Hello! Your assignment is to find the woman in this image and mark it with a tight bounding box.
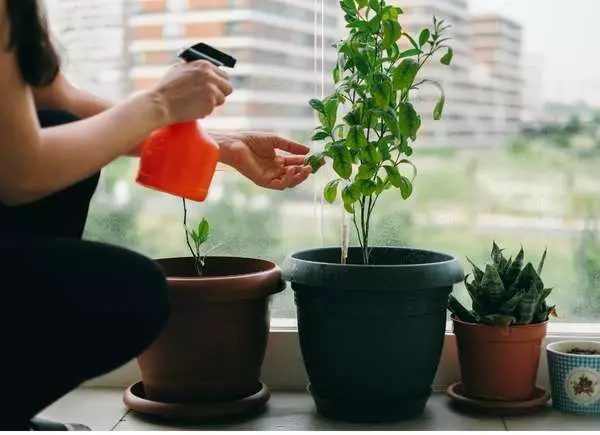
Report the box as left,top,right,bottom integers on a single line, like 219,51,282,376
0,0,312,430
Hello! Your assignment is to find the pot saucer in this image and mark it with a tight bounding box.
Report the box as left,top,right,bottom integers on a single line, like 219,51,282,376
446,382,549,416
123,381,270,423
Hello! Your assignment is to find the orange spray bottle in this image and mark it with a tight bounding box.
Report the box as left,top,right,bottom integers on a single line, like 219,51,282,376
136,43,237,202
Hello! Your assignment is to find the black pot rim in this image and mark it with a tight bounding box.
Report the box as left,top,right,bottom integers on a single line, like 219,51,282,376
283,246,464,291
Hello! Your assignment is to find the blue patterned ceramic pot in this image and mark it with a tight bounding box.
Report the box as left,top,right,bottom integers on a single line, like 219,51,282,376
547,341,600,415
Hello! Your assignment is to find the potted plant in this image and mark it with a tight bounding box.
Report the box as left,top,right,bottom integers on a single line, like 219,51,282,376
123,199,284,422
547,341,600,415
448,242,557,406
282,0,463,423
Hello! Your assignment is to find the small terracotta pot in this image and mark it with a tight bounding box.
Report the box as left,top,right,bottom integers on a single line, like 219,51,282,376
137,257,284,403
453,317,547,402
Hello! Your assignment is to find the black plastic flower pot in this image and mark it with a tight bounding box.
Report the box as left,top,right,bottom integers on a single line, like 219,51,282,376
282,247,464,423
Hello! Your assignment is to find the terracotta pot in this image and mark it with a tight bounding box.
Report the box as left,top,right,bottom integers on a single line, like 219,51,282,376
453,317,547,402
137,257,284,403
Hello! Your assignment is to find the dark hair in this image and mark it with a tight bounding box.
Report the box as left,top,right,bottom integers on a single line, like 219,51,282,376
5,0,60,86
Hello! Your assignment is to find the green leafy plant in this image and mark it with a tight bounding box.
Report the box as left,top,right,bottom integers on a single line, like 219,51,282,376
448,242,558,333
306,0,453,265
182,199,210,276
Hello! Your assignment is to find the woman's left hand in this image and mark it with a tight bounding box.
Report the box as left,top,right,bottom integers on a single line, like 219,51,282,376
215,132,312,190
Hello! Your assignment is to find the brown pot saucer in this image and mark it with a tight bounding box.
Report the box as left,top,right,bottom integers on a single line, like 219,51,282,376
123,381,270,423
446,382,549,416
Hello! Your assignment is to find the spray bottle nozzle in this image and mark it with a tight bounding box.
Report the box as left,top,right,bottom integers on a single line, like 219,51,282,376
177,42,237,68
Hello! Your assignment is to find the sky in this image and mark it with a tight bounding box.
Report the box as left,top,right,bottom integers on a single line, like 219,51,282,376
469,0,600,106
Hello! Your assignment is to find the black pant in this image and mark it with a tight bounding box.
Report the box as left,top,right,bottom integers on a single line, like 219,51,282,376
0,111,170,429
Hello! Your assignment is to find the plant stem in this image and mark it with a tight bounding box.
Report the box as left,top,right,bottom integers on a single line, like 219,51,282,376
182,198,203,276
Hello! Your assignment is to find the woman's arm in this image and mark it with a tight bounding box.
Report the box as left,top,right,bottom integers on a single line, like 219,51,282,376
33,73,144,156
0,2,232,206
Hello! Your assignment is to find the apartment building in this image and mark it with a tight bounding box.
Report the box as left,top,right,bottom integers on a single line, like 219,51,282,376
128,0,341,140
396,0,523,147
472,14,523,137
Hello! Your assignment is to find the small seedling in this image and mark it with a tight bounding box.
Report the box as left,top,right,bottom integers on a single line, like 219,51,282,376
182,199,211,276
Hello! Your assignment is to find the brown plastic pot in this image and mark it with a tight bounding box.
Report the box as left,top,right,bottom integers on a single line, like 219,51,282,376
452,317,547,402
137,257,285,404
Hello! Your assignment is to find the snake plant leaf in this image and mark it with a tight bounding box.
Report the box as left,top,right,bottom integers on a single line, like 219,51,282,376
509,262,541,297
491,242,509,276
498,291,526,315
481,264,505,309
482,314,517,336
503,247,524,291
467,257,484,282
516,283,540,325
448,295,478,323
538,248,547,275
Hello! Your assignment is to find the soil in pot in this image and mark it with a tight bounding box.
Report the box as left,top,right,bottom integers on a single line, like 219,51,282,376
283,247,464,423
453,317,547,402
136,257,284,405
567,348,600,355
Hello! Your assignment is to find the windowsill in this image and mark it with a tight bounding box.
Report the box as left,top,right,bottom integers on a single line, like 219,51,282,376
41,387,600,431
85,320,600,394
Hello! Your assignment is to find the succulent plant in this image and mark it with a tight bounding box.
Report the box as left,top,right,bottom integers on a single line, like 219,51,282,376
448,242,558,330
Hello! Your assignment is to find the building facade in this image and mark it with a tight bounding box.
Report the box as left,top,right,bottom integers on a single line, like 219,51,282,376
396,0,523,147
127,0,341,140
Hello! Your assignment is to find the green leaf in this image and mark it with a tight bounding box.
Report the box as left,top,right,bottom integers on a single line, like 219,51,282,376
378,108,399,136
355,0,368,8
342,183,361,213
393,59,419,91
189,229,199,244
377,140,392,161
398,158,417,180
368,0,382,12
341,0,358,16
196,218,209,244
355,56,370,74
397,103,421,138
481,264,505,309
419,28,431,46
375,176,385,194
382,5,399,20
503,247,524,291
383,20,402,49
384,165,402,188
347,126,368,149
324,96,339,130
398,48,421,59
538,248,547,275
344,111,361,126
357,163,377,179
324,179,342,204
467,258,484,283
448,295,478,323
333,64,341,84
398,176,413,199
367,15,382,32
329,143,353,179
309,98,325,114
440,47,453,65
403,33,420,50
305,152,325,173
433,94,445,120
356,178,377,195
516,283,540,325
312,130,329,141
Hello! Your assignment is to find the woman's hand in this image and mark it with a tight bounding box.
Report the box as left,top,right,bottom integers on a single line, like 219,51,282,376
150,60,233,126
215,132,313,190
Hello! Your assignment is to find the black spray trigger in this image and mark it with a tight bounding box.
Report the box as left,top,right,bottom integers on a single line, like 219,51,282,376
177,42,237,68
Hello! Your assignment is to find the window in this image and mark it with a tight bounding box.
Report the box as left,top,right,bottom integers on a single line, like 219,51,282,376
45,0,600,330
